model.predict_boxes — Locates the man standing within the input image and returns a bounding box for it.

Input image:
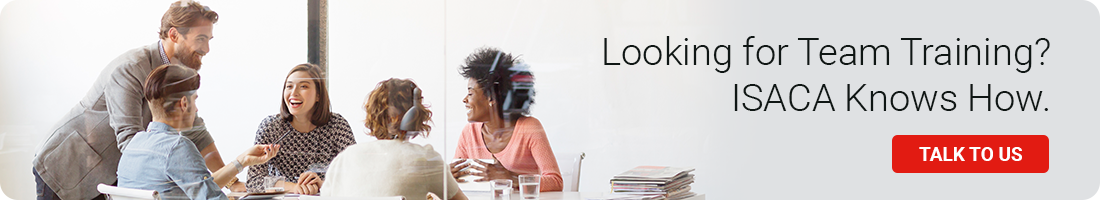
[32,1,238,199]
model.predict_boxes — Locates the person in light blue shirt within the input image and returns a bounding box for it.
[117,64,280,200]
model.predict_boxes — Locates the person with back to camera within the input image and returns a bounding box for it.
[246,63,355,195]
[116,64,280,200]
[320,78,468,200]
[31,1,240,199]
[448,47,563,192]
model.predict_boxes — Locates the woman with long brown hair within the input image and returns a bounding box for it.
[245,64,356,195]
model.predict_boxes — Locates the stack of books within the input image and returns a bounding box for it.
[608,166,696,200]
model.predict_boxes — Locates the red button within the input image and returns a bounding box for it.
[892,135,1048,173]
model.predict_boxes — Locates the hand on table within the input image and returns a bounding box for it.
[449,159,472,182]
[469,159,518,183]
[294,172,323,195]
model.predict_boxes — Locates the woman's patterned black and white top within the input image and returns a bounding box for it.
[246,113,356,191]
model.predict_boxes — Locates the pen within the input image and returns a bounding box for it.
[272,129,292,145]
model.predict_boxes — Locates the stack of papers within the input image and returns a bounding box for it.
[586,194,666,200]
[608,166,697,200]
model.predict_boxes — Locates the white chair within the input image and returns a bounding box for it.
[556,152,585,192]
[298,195,404,200]
[97,184,159,200]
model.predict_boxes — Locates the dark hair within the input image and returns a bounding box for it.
[144,64,201,113]
[279,63,332,126]
[459,47,534,121]
[364,78,432,140]
[158,0,219,39]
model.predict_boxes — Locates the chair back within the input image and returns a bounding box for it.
[97,184,159,200]
[556,152,585,192]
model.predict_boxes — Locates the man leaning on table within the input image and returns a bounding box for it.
[31,1,239,199]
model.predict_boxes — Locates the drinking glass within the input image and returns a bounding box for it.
[518,174,541,199]
[262,175,285,192]
[489,179,513,200]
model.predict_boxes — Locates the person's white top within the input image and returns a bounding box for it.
[320,140,461,200]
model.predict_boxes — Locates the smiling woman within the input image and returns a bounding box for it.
[449,47,563,192]
[246,63,356,195]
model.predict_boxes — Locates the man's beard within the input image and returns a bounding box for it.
[174,46,204,70]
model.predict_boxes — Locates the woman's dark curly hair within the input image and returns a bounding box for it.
[459,47,534,121]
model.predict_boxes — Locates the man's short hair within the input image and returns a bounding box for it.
[158,0,219,39]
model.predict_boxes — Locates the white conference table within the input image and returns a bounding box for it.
[462,191,706,200]
[238,191,706,200]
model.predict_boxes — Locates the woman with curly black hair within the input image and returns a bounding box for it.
[449,47,562,192]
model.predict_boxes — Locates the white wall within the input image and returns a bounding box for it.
[327,0,447,153]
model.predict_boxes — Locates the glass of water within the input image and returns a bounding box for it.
[489,179,513,200]
[306,162,329,175]
[262,175,285,192]
[518,174,541,199]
